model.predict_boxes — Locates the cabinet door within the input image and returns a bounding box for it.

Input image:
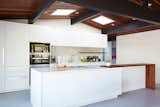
[5,22,29,66]
[0,21,5,92]
[4,22,29,91]
[28,25,52,43]
[5,66,29,91]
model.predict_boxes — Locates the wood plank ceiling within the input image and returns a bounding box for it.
[0,0,43,19]
[0,0,160,36]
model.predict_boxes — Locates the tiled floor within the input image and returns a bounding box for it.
[0,88,160,107]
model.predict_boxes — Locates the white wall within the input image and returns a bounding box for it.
[117,29,160,84]
[51,46,103,63]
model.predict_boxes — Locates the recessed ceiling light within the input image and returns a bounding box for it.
[132,18,136,20]
[148,3,152,7]
[51,9,76,16]
[92,16,114,25]
[111,23,115,26]
[75,12,79,15]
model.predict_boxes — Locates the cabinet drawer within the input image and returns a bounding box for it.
[5,66,29,91]
[5,76,29,91]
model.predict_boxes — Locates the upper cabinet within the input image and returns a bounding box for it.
[49,32,107,48]
[28,25,53,43]
[0,21,5,66]
[5,22,29,66]
[28,24,107,48]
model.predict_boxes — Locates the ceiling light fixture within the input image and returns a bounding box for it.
[148,3,152,7]
[51,9,76,16]
[111,23,115,26]
[132,18,136,20]
[92,16,115,25]
[75,12,80,15]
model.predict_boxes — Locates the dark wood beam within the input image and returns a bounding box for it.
[102,21,154,34]
[71,10,99,25]
[60,0,160,24]
[108,34,116,41]
[28,0,56,24]
[142,0,149,8]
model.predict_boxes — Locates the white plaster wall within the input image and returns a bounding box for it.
[117,29,160,84]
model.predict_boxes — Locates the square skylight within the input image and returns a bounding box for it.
[92,16,114,25]
[51,9,76,16]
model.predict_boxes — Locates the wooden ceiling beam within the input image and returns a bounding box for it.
[28,0,56,24]
[142,0,149,8]
[108,35,116,41]
[60,0,160,24]
[71,10,99,25]
[102,21,154,34]
[154,0,160,6]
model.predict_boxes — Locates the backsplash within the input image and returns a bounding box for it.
[51,46,106,64]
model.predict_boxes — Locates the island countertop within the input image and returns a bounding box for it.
[31,66,118,73]
[101,63,155,68]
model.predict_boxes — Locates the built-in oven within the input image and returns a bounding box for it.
[30,42,50,65]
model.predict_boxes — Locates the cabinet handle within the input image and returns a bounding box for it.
[2,48,4,65]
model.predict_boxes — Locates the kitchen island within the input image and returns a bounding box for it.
[30,64,152,107]
[31,67,122,107]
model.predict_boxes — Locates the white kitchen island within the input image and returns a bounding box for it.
[31,67,122,107]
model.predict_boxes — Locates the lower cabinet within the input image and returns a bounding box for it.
[5,77,28,91]
[0,66,29,93]
[0,66,4,93]
[4,66,29,92]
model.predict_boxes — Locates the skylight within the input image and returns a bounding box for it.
[51,9,76,16]
[92,16,114,25]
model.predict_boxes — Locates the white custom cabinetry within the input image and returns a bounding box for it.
[0,20,107,93]
[0,21,5,93]
[4,22,29,92]
[28,25,52,43]
[28,24,107,48]
[0,21,29,93]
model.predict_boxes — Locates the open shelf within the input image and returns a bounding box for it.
[32,58,49,60]
[79,52,106,54]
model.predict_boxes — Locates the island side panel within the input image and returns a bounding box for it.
[146,64,156,89]
[31,69,43,107]
[122,66,146,92]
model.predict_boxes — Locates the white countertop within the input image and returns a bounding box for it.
[31,65,120,74]
[50,62,106,67]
